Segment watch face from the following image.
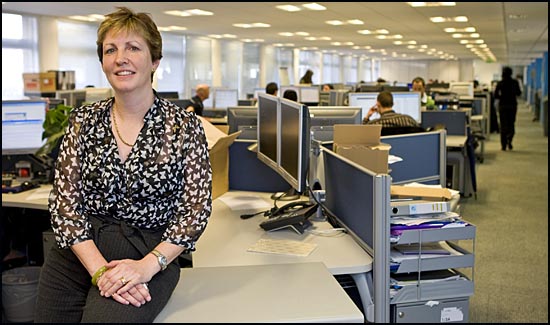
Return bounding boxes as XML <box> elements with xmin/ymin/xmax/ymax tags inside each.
<box><xmin>159</xmin><ymin>255</ymin><xmax>168</xmax><ymax>270</ymax></box>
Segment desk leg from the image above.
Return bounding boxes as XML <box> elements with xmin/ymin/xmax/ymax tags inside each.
<box><xmin>350</xmin><ymin>272</ymin><xmax>374</xmax><ymax>323</ymax></box>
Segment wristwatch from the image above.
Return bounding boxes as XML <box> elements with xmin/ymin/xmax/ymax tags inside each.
<box><xmin>151</xmin><ymin>249</ymin><xmax>168</xmax><ymax>271</ymax></box>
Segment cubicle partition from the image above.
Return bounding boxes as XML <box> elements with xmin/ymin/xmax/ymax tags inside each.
<box><xmin>321</xmin><ymin>147</ymin><xmax>391</xmax><ymax>323</ymax></box>
<box><xmin>381</xmin><ymin>130</ymin><xmax>446</xmax><ymax>186</ymax></box>
<box><xmin>421</xmin><ymin>110</ymin><xmax>468</xmax><ymax>136</ymax></box>
<box><xmin>228</xmin><ymin>139</ymin><xmax>289</xmax><ymax>193</ymax></box>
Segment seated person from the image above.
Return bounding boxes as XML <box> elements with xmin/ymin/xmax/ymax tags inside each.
<box><xmin>283</xmin><ymin>89</ymin><xmax>298</xmax><ymax>102</ymax></box>
<box><xmin>411</xmin><ymin>77</ymin><xmax>436</xmax><ymax>110</ymax></box>
<box><xmin>185</xmin><ymin>84</ymin><xmax>210</xmax><ymax>116</ymax></box>
<box><xmin>321</xmin><ymin>84</ymin><xmax>334</xmax><ymax>91</ymax></box>
<box><xmin>363</xmin><ymin>91</ymin><xmax>423</xmax><ymax>134</ymax></box>
<box><xmin>265</xmin><ymin>82</ymin><xmax>279</xmax><ymax>96</ymax></box>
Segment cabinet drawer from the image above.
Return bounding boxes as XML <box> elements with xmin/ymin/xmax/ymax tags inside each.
<box><xmin>392</xmin><ymin>298</ymin><xmax>469</xmax><ymax>323</ymax></box>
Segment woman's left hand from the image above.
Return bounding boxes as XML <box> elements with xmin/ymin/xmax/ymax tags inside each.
<box><xmin>98</xmin><ymin>259</ymin><xmax>152</xmax><ymax>307</ymax></box>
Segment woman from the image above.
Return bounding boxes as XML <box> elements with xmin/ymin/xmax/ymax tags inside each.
<box><xmin>35</xmin><ymin>7</ymin><xmax>212</xmax><ymax>322</ymax></box>
<box><xmin>299</xmin><ymin>69</ymin><xmax>314</xmax><ymax>84</ymax></box>
<box><xmin>494</xmin><ymin>66</ymin><xmax>522</xmax><ymax>150</ymax></box>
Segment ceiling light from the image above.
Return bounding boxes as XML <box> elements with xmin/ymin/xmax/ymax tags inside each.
<box><xmin>430</xmin><ymin>16</ymin><xmax>468</xmax><ymax>23</ymax></box>
<box><xmin>233</xmin><ymin>23</ymin><xmax>270</xmax><ymax>28</ymax></box>
<box><xmin>407</xmin><ymin>2</ymin><xmax>455</xmax><ymax>7</ymax></box>
<box><xmin>445</xmin><ymin>27</ymin><xmax>476</xmax><ymax>33</ymax></box>
<box><xmin>279</xmin><ymin>32</ymin><xmax>294</xmax><ymax>37</ymax></box>
<box><xmin>302</xmin><ymin>3</ymin><xmax>326</xmax><ymax>10</ymax></box>
<box><xmin>508</xmin><ymin>14</ymin><xmax>528</xmax><ymax>19</ymax></box>
<box><xmin>295</xmin><ymin>32</ymin><xmax>310</xmax><ymax>36</ymax></box>
<box><xmin>165</xmin><ymin>9</ymin><xmax>213</xmax><ymax>17</ymax></box>
<box><xmin>326</xmin><ymin>20</ymin><xmax>344</xmax><ymax>26</ymax></box>
<box><xmin>358</xmin><ymin>30</ymin><xmax>372</xmax><ymax>35</ymax></box>
<box><xmin>376</xmin><ymin>29</ymin><xmax>390</xmax><ymax>34</ymax></box>
<box><xmin>347</xmin><ymin>19</ymin><xmax>364</xmax><ymax>25</ymax></box>
<box><xmin>276</xmin><ymin>5</ymin><xmax>301</xmax><ymax>12</ymax></box>
<box><xmin>305</xmin><ymin>37</ymin><xmax>317</xmax><ymax>41</ymax></box>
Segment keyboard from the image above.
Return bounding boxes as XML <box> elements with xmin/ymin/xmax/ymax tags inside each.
<box><xmin>259</xmin><ymin>204</ymin><xmax>318</xmax><ymax>234</ymax></box>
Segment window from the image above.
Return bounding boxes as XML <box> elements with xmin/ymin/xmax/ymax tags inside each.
<box><xmin>57</xmin><ymin>20</ymin><xmax>108</xmax><ymax>89</ymax></box>
<box><xmin>241</xmin><ymin>43</ymin><xmax>260</xmax><ymax>99</ymax></box>
<box><xmin>2</xmin><ymin>13</ymin><xmax>39</xmax><ymax>99</ymax></box>
<box><xmin>157</xmin><ymin>32</ymin><xmax>185</xmax><ymax>97</ymax></box>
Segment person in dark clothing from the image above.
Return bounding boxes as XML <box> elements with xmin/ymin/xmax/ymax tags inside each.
<box><xmin>265</xmin><ymin>82</ymin><xmax>278</xmax><ymax>96</ymax></box>
<box><xmin>283</xmin><ymin>89</ymin><xmax>298</xmax><ymax>102</ymax></box>
<box><xmin>494</xmin><ymin>66</ymin><xmax>522</xmax><ymax>151</ymax></box>
<box><xmin>185</xmin><ymin>84</ymin><xmax>210</xmax><ymax>116</ymax></box>
<box><xmin>299</xmin><ymin>69</ymin><xmax>314</xmax><ymax>84</ymax></box>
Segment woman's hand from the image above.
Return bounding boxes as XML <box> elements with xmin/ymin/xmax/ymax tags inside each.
<box><xmin>98</xmin><ymin>259</ymin><xmax>154</xmax><ymax>307</ymax></box>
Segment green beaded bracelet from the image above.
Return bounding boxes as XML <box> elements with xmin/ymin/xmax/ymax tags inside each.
<box><xmin>91</xmin><ymin>265</ymin><xmax>108</xmax><ymax>287</ymax></box>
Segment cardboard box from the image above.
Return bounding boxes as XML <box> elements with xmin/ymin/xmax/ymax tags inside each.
<box><xmin>199</xmin><ymin>116</ymin><xmax>241</xmax><ymax>200</ymax></box>
<box><xmin>390</xmin><ymin>185</ymin><xmax>453</xmax><ymax>201</ymax></box>
<box><xmin>333</xmin><ymin>124</ymin><xmax>391</xmax><ymax>174</ymax></box>
<box><xmin>23</xmin><ymin>72</ymin><xmax>57</xmax><ymax>93</ymax></box>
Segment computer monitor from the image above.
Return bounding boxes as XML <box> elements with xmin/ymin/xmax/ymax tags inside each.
<box><xmin>319</xmin><ymin>91</ymin><xmax>330</xmax><ymax>106</ymax></box>
<box><xmin>308</xmin><ymin>106</ymin><xmax>363</xmax><ymax>127</ymax></box>
<box><xmin>348</xmin><ymin>92</ymin><xmax>378</xmax><ymax>121</ymax></box>
<box><xmin>278</xmin><ymin>98</ymin><xmax>310</xmax><ymax>193</ymax></box>
<box><xmin>426</xmin><ymin>83</ymin><xmax>450</xmax><ymax>93</ymax></box>
<box><xmin>257</xmin><ymin>93</ymin><xmax>279</xmax><ymax>171</ymax></box>
<box><xmin>449</xmin><ymin>82</ymin><xmax>474</xmax><ymax>98</ymax></box>
<box><xmin>214</xmin><ymin>89</ymin><xmax>238</xmax><ymax>110</ymax></box>
<box><xmin>382</xmin><ymin>85</ymin><xmax>410</xmax><ymax>92</ymax></box>
<box><xmin>299</xmin><ymin>86</ymin><xmax>320</xmax><ymax>104</ymax></box>
<box><xmin>156</xmin><ymin>91</ymin><xmax>179</xmax><ymax>99</ymax></box>
<box><xmin>329</xmin><ymin>90</ymin><xmax>349</xmax><ymax>106</ymax></box>
<box><xmin>392</xmin><ymin>91</ymin><xmax>422</xmax><ymax>123</ymax></box>
<box><xmin>227</xmin><ymin>106</ymin><xmax>257</xmax><ymax>134</ymax></box>
<box><xmin>359</xmin><ymin>85</ymin><xmax>383</xmax><ymax>93</ymax></box>
<box><xmin>85</xmin><ymin>87</ymin><xmax>113</xmax><ymax>103</ymax></box>
<box><xmin>2</xmin><ymin>100</ymin><xmax>48</xmax><ymax>155</ymax></box>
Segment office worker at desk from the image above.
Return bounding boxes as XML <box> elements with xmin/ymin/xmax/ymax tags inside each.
<box><xmin>35</xmin><ymin>7</ymin><xmax>213</xmax><ymax>323</ymax></box>
<box><xmin>362</xmin><ymin>91</ymin><xmax>421</xmax><ymax>129</ymax></box>
<box><xmin>185</xmin><ymin>83</ymin><xmax>210</xmax><ymax>116</ymax></box>
<box><xmin>411</xmin><ymin>76</ymin><xmax>435</xmax><ymax>110</ymax></box>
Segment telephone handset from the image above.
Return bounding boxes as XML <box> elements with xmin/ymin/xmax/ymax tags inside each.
<box><xmin>268</xmin><ymin>201</ymin><xmax>314</xmax><ymax>218</ymax></box>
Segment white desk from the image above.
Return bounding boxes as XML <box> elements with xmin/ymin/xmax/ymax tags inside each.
<box><xmin>192</xmin><ymin>190</ymin><xmax>374</xmax><ymax>321</ymax></box>
<box><xmin>2</xmin><ymin>185</ymin><xmax>51</xmax><ymax>210</ymax></box>
<box><xmin>446</xmin><ymin>135</ymin><xmax>467</xmax><ymax>148</ymax></box>
<box><xmin>154</xmin><ymin>263</ymin><xmax>364</xmax><ymax>323</ymax></box>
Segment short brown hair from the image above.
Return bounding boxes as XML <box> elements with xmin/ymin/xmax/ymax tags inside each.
<box><xmin>377</xmin><ymin>91</ymin><xmax>393</xmax><ymax>108</ymax></box>
<box><xmin>96</xmin><ymin>7</ymin><xmax>162</xmax><ymax>64</ymax></box>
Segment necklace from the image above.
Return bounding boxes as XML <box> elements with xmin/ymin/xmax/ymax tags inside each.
<box><xmin>111</xmin><ymin>105</ymin><xmax>134</xmax><ymax>147</ymax></box>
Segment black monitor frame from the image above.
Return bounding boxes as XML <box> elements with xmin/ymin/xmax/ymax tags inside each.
<box><xmin>308</xmin><ymin>106</ymin><xmax>362</xmax><ymax>127</ymax></box>
<box><xmin>227</xmin><ymin>106</ymin><xmax>257</xmax><ymax>134</ymax></box>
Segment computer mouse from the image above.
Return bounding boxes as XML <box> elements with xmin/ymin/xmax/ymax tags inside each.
<box><xmin>21</xmin><ymin>181</ymin><xmax>35</xmax><ymax>191</ymax></box>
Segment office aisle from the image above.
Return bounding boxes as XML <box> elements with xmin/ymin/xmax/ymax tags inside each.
<box><xmin>460</xmin><ymin>101</ymin><xmax>548</xmax><ymax>323</ymax></box>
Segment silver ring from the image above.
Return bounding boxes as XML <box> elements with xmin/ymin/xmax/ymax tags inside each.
<box><xmin>142</xmin><ymin>283</ymin><xmax>149</xmax><ymax>291</ymax></box>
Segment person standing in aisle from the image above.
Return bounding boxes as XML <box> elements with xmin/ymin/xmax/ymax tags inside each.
<box><xmin>35</xmin><ymin>6</ymin><xmax>212</xmax><ymax>322</ymax></box>
<box><xmin>299</xmin><ymin>69</ymin><xmax>314</xmax><ymax>84</ymax></box>
<box><xmin>494</xmin><ymin>66</ymin><xmax>522</xmax><ymax>151</ymax></box>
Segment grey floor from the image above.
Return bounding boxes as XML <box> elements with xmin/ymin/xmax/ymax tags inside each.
<box><xmin>461</xmin><ymin>101</ymin><xmax>548</xmax><ymax>323</ymax></box>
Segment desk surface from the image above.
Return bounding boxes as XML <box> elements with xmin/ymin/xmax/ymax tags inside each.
<box><xmin>154</xmin><ymin>262</ymin><xmax>364</xmax><ymax>323</ymax></box>
<box><xmin>2</xmin><ymin>184</ymin><xmax>51</xmax><ymax>210</ymax></box>
<box><xmin>193</xmin><ymin>191</ymin><xmax>373</xmax><ymax>275</ymax></box>
<box><xmin>446</xmin><ymin>135</ymin><xmax>467</xmax><ymax>148</ymax></box>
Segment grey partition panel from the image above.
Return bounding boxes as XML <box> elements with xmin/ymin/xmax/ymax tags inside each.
<box><xmin>381</xmin><ymin>130</ymin><xmax>445</xmax><ymax>185</ymax></box>
<box><xmin>421</xmin><ymin>110</ymin><xmax>467</xmax><ymax>136</ymax></box>
<box><xmin>321</xmin><ymin>147</ymin><xmax>391</xmax><ymax>322</ymax></box>
<box><xmin>228</xmin><ymin>140</ymin><xmax>290</xmax><ymax>192</ymax></box>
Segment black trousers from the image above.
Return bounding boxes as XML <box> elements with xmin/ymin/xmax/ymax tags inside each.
<box><xmin>499</xmin><ymin>104</ymin><xmax>517</xmax><ymax>148</ymax></box>
<box><xmin>34</xmin><ymin>216</ymin><xmax>180</xmax><ymax>323</ymax></box>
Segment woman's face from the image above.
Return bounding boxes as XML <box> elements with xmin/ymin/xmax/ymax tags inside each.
<box><xmin>101</xmin><ymin>30</ymin><xmax>159</xmax><ymax>94</ymax></box>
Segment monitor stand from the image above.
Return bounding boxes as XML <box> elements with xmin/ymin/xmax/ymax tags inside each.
<box><xmin>270</xmin><ymin>188</ymin><xmax>301</xmax><ymax>201</ymax></box>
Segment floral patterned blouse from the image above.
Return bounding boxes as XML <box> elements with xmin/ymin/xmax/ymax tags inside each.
<box><xmin>49</xmin><ymin>96</ymin><xmax>212</xmax><ymax>253</ymax></box>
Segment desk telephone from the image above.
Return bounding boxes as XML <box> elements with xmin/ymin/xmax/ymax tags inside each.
<box><xmin>259</xmin><ymin>201</ymin><xmax>318</xmax><ymax>234</ymax></box>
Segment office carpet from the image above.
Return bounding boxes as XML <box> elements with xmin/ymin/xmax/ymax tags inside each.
<box><xmin>460</xmin><ymin>100</ymin><xmax>548</xmax><ymax>323</ymax></box>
